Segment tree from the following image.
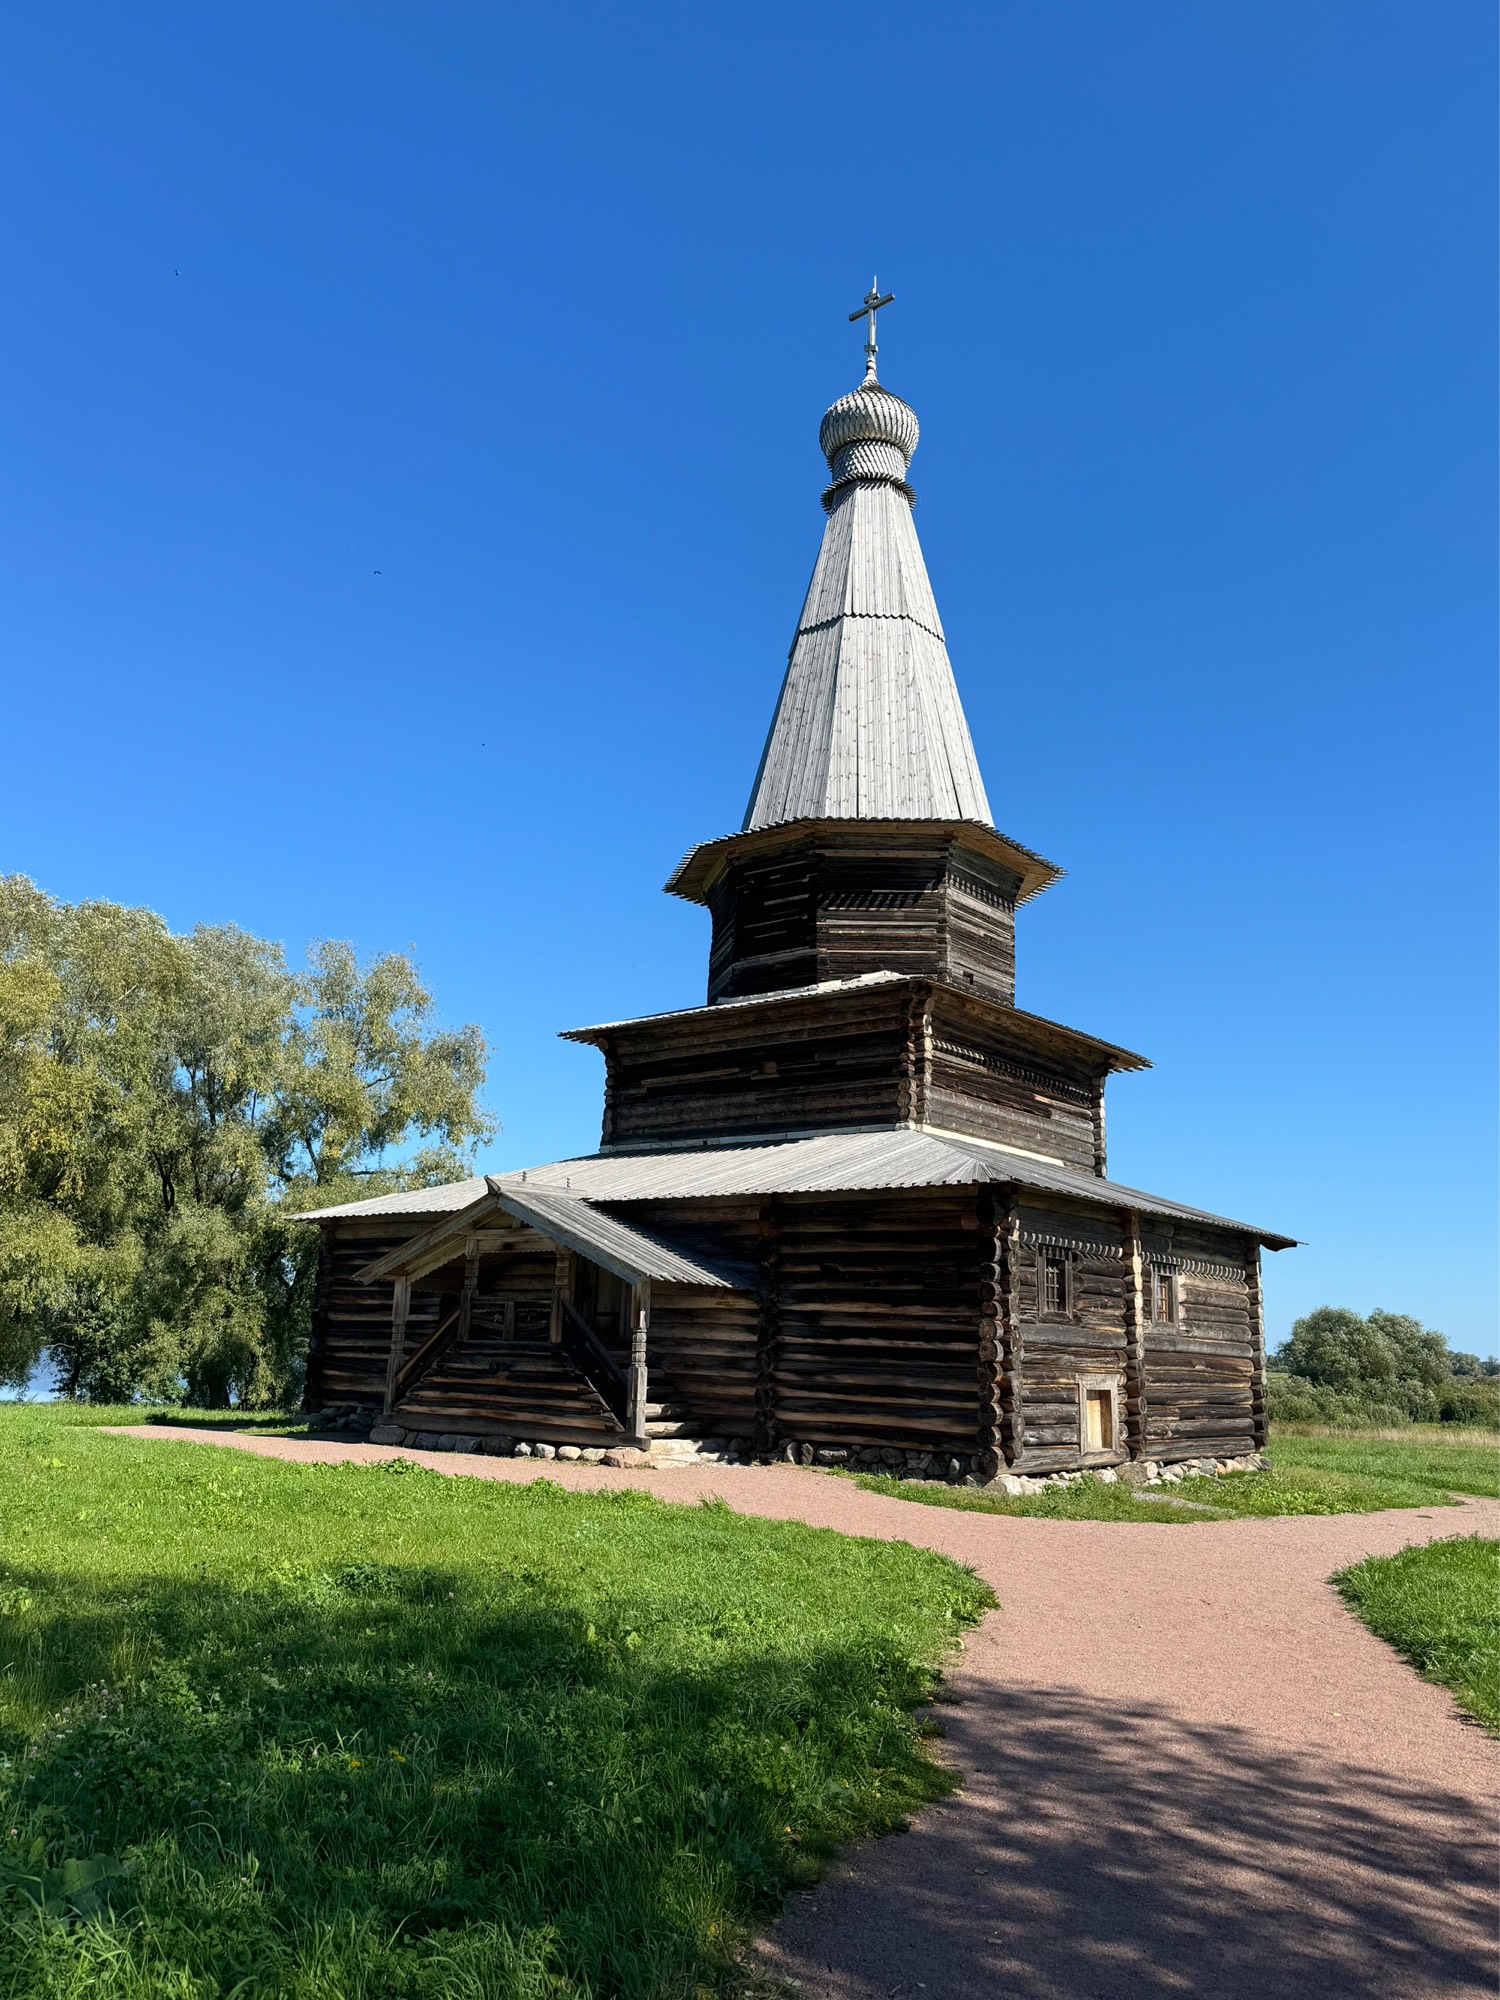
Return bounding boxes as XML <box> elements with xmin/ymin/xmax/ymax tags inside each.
<box><xmin>1364</xmin><ymin>1310</ymin><xmax>1450</xmax><ymax>1391</ymax></box>
<box><xmin>1276</xmin><ymin>1307</ymin><xmax>1397</xmax><ymax>1392</ymax></box>
<box><xmin>0</xmin><ymin>877</ymin><xmax>494</xmax><ymax>1405</ymax></box>
<box><xmin>262</xmin><ymin>939</ymin><xmax>490</xmax><ymax>1195</ymax></box>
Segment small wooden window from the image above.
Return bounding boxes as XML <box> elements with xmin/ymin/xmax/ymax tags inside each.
<box><xmin>1043</xmin><ymin>1251</ymin><xmax>1069</xmax><ymax>1315</ymax></box>
<box><xmin>1154</xmin><ymin>1269</ymin><xmax>1177</xmax><ymax>1324</ymax></box>
<box><xmin>1084</xmin><ymin>1388</ymin><xmax>1114</xmax><ymax>1452</ymax></box>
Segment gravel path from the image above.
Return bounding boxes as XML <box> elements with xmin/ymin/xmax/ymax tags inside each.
<box><xmin>116</xmin><ymin>1426</ymin><xmax>1499</xmax><ymax>1999</ymax></box>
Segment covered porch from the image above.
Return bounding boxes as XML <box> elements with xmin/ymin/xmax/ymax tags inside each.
<box><xmin>353</xmin><ymin>1177</ymin><xmax>745</xmax><ymax>1450</ymax></box>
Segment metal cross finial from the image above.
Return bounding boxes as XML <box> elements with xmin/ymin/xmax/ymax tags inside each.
<box><xmin>849</xmin><ymin>278</ymin><xmax>895</xmax><ymax>381</ymax></box>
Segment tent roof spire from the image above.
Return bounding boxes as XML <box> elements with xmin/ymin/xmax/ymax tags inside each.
<box><xmin>741</xmin><ymin>297</ymin><xmax>994</xmax><ymax>831</ymax></box>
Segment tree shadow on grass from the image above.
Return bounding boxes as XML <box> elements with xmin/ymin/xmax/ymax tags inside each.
<box><xmin>767</xmin><ymin>1679</ymin><xmax>1496</xmax><ymax>2000</ymax></box>
<box><xmin>0</xmin><ymin>1562</ymin><xmax>957</xmax><ymax>1998</ymax></box>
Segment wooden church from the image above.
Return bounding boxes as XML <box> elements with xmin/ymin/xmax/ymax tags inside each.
<box><xmin>300</xmin><ymin>296</ymin><xmax>1293</xmax><ymax>1480</ymax></box>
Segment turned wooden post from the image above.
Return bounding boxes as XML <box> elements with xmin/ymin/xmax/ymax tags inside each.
<box><xmin>626</xmin><ymin>1280</ymin><xmax>651</xmax><ymax>1444</ymax></box>
<box><xmin>383</xmin><ymin>1275</ymin><xmax>411</xmax><ymax>1414</ymax></box>
<box><xmin>1121</xmin><ymin>1208</ymin><xmax>1148</xmax><ymax>1459</ymax></box>
<box><xmin>548</xmin><ymin>1246</ymin><xmax>574</xmax><ymax>1344</ymax></box>
<box><xmin>457</xmin><ymin>1237</ymin><xmax>480</xmax><ymax>1345</ymax></box>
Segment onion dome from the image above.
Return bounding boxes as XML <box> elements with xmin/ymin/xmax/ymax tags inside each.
<box><xmin>819</xmin><ymin>381</ymin><xmax>920</xmax><ymax>511</ymax></box>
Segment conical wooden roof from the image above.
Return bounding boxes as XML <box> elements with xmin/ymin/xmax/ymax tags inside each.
<box><xmin>743</xmin><ymin>377</ymin><xmax>993</xmax><ymax>831</ymax></box>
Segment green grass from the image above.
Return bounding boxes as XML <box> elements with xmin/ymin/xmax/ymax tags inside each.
<box><xmin>0</xmin><ymin>1404</ymin><xmax>303</xmax><ymax>1434</ymax></box>
<box><xmin>1270</xmin><ymin>1429</ymin><xmax>1499</xmax><ymax>1501</ymax></box>
<box><xmin>849</xmin><ymin>1424</ymin><xmax>1498</xmax><ymax>1522</ymax></box>
<box><xmin>1335</xmin><ymin>1536</ymin><xmax>1500</xmax><ymax>1731</ymax></box>
<box><xmin>848</xmin><ymin>1466</ymin><xmax>1454</xmax><ymax>1521</ymax></box>
<box><xmin>0</xmin><ymin>1407</ymin><xmax>991</xmax><ymax>2000</ymax></box>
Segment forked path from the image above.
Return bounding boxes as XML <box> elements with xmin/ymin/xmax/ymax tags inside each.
<box><xmin>119</xmin><ymin>1428</ymin><xmax>1499</xmax><ymax>1999</ymax></box>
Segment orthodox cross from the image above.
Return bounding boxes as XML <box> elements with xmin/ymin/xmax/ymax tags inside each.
<box><xmin>849</xmin><ymin>280</ymin><xmax>895</xmax><ymax>380</ymax></box>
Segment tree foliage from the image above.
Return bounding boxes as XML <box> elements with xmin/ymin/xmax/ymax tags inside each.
<box><xmin>0</xmin><ymin>876</ymin><xmax>493</xmax><ymax>1405</ymax></box>
<box><xmin>1270</xmin><ymin>1303</ymin><xmax>1498</xmax><ymax>1428</ymax></box>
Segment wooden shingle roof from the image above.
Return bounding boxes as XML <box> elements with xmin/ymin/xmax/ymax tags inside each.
<box><xmin>742</xmin><ymin>375</ymin><xmax>994</xmax><ymax>831</ymax></box>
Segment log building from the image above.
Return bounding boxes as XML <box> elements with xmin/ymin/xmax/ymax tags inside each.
<box><xmin>300</xmin><ymin>301</ymin><xmax>1293</xmax><ymax>1479</ymax></box>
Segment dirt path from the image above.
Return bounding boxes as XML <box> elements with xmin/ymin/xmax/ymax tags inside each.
<box><xmin>116</xmin><ymin>1426</ymin><xmax>1498</xmax><ymax>1999</ymax></box>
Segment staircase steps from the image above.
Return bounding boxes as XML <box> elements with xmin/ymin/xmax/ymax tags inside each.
<box><xmin>396</xmin><ymin>1338</ymin><xmax>626</xmax><ymax>1445</ymax></box>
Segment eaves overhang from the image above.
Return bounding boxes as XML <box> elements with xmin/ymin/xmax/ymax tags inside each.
<box><xmin>663</xmin><ymin>817</ymin><xmax>1065</xmax><ymax>909</ymax></box>
<box><xmin>561</xmin><ymin>972</ymin><xmax>1150</xmax><ymax>1075</ymax></box>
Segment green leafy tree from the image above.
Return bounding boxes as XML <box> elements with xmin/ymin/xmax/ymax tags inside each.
<box><xmin>1277</xmin><ymin>1307</ymin><xmax>1398</xmax><ymax>1392</ymax></box>
<box><xmin>1365</xmin><ymin>1310</ymin><xmax>1450</xmax><ymax>1392</ymax></box>
<box><xmin>0</xmin><ymin>877</ymin><xmax>494</xmax><ymax>1406</ymax></box>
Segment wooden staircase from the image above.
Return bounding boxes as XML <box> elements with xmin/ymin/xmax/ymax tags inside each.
<box><xmin>394</xmin><ymin>1334</ymin><xmax>627</xmax><ymax>1447</ymax></box>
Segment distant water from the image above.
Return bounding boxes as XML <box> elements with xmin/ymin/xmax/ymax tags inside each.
<box><xmin>0</xmin><ymin>1355</ymin><xmax>61</xmax><ymax>1402</ymax></box>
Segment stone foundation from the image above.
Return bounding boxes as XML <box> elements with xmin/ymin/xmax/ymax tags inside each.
<box><xmin>302</xmin><ymin>1414</ymin><xmax>1268</xmax><ymax>1489</ymax></box>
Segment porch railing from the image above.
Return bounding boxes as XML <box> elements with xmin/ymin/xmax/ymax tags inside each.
<box><xmin>391</xmin><ymin>1304</ymin><xmax>463</xmax><ymax>1404</ymax></box>
<box><xmin>557</xmin><ymin>1300</ymin><xmax>629</xmax><ymax>1428</ymax></box>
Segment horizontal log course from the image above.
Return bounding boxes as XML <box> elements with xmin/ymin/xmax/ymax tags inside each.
<box><xmin>1146</xmin><ymin>1333</ymin><xmax>1254</xmax><ymax>1357</ymax></box>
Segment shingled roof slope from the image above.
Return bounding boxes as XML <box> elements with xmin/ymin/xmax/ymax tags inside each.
<box><xmin>743</xmin><ymin>374</ymin><xmax>992</xmax><ymax>831</ymax></box>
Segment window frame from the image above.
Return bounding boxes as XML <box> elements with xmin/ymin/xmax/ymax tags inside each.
<box><xmin>1152</xmin><ymin>1265</ymin><xmax>1178</xmax><ymax>1325</ymax></box>
<box><xmin>1039</xmin><ymin>1247</ymin><xmax>1074</xmax><ymax>1320</ymax></box>
<box><xmin>1076</xmin><ymin>1374</ymin><xmax>1123</xmax><ymax>1463</ymax></box>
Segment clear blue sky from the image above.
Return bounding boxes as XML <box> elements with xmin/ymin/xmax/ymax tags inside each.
<box><xmin>1</xmin><ymin>4</ymin><xmax>1493</xmax><ymax>1352</ymax></box>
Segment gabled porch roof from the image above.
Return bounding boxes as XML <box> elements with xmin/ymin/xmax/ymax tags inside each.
<box><xmin>353</xmin><ymin>1176</ymin><xmax>747</xmax><ymax>1291</ymax></box>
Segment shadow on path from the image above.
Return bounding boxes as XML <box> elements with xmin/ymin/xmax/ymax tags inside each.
<box><xmin>767</xmin><ymin>1680</ymin><xmax>1495</xmax><ymax>2000</ymax></box>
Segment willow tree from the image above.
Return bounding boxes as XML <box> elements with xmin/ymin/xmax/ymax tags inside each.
<box><xmin>0</xmin><ymin>876</ymin><xmax>493</xmax><ymax>1404</ymax></box>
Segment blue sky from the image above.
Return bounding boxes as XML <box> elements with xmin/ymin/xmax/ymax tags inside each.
<box><xmin>1</xmin><ymin>3</ymin><xmax>1493</xmax><ymax>1352</ymax></box>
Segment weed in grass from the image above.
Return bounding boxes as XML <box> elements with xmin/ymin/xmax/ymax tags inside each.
<box><xmin>1335</xmin><ymin>1536</ymin><xmax>1500</xmax><ymax>1732</ymax></box>
<box><xmin>0</xmin><ymin>1412</ymin><xmax>992</xmax><ymax>1998</ymax></box>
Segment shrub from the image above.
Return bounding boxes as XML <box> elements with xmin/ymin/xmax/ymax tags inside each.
<box><xmin>1271</xmin><ymin>1306</ymin><xmax>1495</xmax><ymax>1428</ymax></box>
<box><xmin>1438</xmin><ymin>1378</ymin><xmax>1500</xmax><ymax>1428</ymax></box>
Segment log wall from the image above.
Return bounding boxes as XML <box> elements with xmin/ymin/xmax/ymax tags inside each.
<box><xmin>703</xmin><ymin>829</ymin><xmax>1022</xmax><ymax>1006</ymax></box>
<box><xmin>622</xmin><ymin>1197</ymin><xmax>763</xmax><ymax>1439</ymax></box>
<box><xmin>305</xmin><ymin>1189</ymin><xmax>1265</xmax><ymax>1470</ymax></box>
<box><xmin>305</xmin><ymin>1219</ymin><xmax>444</xmax><ymax>1409</ymax></box>
<box><xmin>1140</xmin><ymin>1221</ymin><xmax>1258</xmax><ymax>1462</ymax></box>
<box><xmin>593</xmin><ymin>980</ymin><xmax>1113</xmax><ymax>1166</ymax></box>
<box><xmin>1011</xmin><ymin>1201</ymin><xmax>1130</xmax><ymax>1469</ymax></box>
<box><xmin>597</xmin><ymin>989</ymin><xmax>913</xmax><ymax>1150</ymax></box>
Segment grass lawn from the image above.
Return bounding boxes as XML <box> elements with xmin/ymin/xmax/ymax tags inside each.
<box><xmin>0</xmin><ymin>1407</ymin><xmax>991</xmax><ymax>2000</ymax></box>
<box><xmin>1271</xmin><ymin>1428</ymin><xmax>1498</xmax><ymax>1501</ymax></box>
<box><xmin>1335</xmin><ymin>1536</ymin><xmax>1500</xmax><ymax>1732</ymax></box>
<box><xmin>848</xmin><ymin>1424</ymin><xmax>1497</xmax><ymax>1522</ymax></box>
